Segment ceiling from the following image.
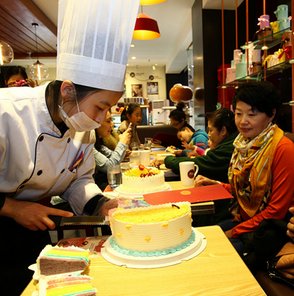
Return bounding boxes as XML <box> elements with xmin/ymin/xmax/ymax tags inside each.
<box><xmin>0</xmin><ymin>0</ymin><xmax>244</xmax><ymax>74</ymax></box>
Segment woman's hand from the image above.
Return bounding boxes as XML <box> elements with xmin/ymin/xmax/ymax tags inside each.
<box><xmin>194</xmin><ymin>175</ymin><xmax>220</xmax><ymax>187</ymax></box>
<box><xmin>119</xmin><ymin>127</ymin><xmax>132</xmax><ymax>145</ymax></box>
<box><xmin>26</xmin><ymin>78</ymin><xmax>38</xmax><ymax>87</ymax></box>
<box><xmin>0</xmin><ymin>198</ymin><xmax>73</xmax><ymax>231</ymax></box>
<box><xmin>187</xmin><ymin>150</ymin><xmax>199</xmax><ymax>158</ymax></box>
<box><xmin>174</xmin><ymin>150</ymin><xmax>182</xmax><ymax>156</ymax></box>
<box><xmin>150</xmin><ymin>157</ymin><xmax>164</xmax><ymax>168</ymax></box>
<box><xmin>225</xmin><ymin>229</ymin><xmax>233</xmax><ymax>239</ymax></box>
<box><xmin>99</xmin><ymin>199</ymin><xmax>118</xmax><ymax>216</ymax></box>
<box><xmin>124</xmin><ymin>148</ymin><xmax>132</xmax><ymax>158</ymax></box>
<box><xmin>287</xmin><ymin>207</ymin><xmax>294</xmax><ymax>241</ymax></box>
<box><xmin>151</xmin><ymin>138</ymin><xmax>162</xmax><ymax>145</ymax></box>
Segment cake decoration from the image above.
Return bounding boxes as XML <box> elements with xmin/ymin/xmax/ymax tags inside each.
<box><xmin>117</xmin><ymin>165</ymin><xmax>169</xmax><ymax>194</ymax></box>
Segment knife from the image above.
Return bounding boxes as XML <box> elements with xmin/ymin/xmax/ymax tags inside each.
<box><xmin>59</xmin><ymin>216</ymin><xmax>109</xmax><ymax>226</ymax></box>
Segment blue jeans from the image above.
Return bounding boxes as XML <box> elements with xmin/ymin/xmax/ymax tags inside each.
<box><xmin>218</xmin><ymin>219</ymin><xmax>244</xmax><ymax>257</ymax></box>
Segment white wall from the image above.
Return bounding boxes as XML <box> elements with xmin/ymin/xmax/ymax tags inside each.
<box><xmin>123</xmin><ymin>65</ymin><xmax>167</xmax><ymax>101</ymax></box>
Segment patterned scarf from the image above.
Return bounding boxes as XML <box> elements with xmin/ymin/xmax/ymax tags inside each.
<box><xmin>228</xmin><ymin>123</ymin><xmax>283</xmax><ymax>221</ymax></box>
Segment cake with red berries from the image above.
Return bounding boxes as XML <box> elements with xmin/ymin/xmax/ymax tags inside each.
<box><xmin>119</xmin><ymin>165</ymin><xmax>167</xmax><ymax>193</ymax></box>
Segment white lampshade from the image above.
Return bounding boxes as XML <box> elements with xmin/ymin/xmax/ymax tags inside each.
<box><xmin>0</xmin><ymin>40</ymin><xmax>14</xmax><ymax>65</ymax></box>
<box><xmin>29</xmin><ymin>60</ymin><xmax>49</xmax><ymax>80</ymax></box>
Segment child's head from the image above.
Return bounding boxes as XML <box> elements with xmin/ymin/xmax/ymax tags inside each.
<box><xmin>121</xmin><ymin>103</ymin><xmax>142</xmax><ymax>126</ymax></box>
<box><xmin>177</xmin><ymin>126</ymin><xmax>193</xmax><ymax>142</ymax></box>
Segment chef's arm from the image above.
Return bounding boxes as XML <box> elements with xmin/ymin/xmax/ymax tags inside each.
<box><xmin>0</xmin><ymin>194</ymin><xmax>73</xmax><ymax>231</ymax></box>
<box><xmin>83</xmin><ymin>194</ymin><xmax>118</xmax><ymax>216</ymax></box>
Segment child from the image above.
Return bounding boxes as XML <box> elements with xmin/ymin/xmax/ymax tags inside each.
<box><xmin>173</xmin><ymin>126</ymin><xmax>209</xmax><ymax>157</ymax></box>
<box><xmin>117</xmin><ymin>103</ymin><xmax>142</xmax><ymax>148</ymax></box>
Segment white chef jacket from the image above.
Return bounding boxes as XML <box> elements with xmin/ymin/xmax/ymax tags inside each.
<box><xmin>0</xmin><ymin>83</ymin><xmax>102</xmax><ymax>215</ymax></box>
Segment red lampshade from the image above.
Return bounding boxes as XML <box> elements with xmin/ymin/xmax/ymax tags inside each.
<box><xmin>140</xmin><ymin>0</ymin><xmax>166</xmax><ymax>4</ymax></box>
<box><xmin>133</xmin><ymin>13</ymin><xmax>160</xmax><ymax>40</ymax></box>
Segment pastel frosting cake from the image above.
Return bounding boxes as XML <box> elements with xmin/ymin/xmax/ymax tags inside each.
<box><xmin>109</xmin><ymin>202</ymin><xmax>195</xmax><ymax>257</ymax></box>
<box><xmin>119</xmin><ymin>166</ymin><xmax>166</xmax><ymax>193</ymax></box>
<box><xmin>37</xmin><ymin>245</ymin><xmax>90</xmax><ymax>276</ymax></box>
<box><xmin>38</xmin><ymin>274</ymin><xmax>97</xmax><ymax>296</ymax></box>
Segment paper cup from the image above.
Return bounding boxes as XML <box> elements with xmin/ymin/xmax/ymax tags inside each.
<box><xmin>140</xmin><ymin>150</ymin><xmax>150</xmax><ymax>167</ymax></box>
<box><xmin>179</xmin><ymin>162</ymin><xmax>199</xmax><ymax>187</ymax></box>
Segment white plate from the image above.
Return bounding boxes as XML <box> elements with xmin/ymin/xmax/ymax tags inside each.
<box><xmin>113</xmin><ymin>183</ymin><xmax>172</xmax><ymax>198</ymax></box>
<box><xmin>101</xmin><ymin>228</ymin><xmax>206</xmax><ymax>269</ymax></box>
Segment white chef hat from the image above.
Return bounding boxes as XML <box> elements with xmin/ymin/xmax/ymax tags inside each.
<box><xmin>57</xmin><ymin>0</ymin><xmax>140</xmax><ymax>92</ymax></box>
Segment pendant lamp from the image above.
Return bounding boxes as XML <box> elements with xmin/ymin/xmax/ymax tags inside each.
<box><xmin>29</xmin><ymin>23</ymin><xmax>49</xmax><ymax>80</ymax></box>
<box><xmin>140</xmin><ymin>0</ymin><xmax>166</xmax><ymax>4</ymax></box>
<box><xmin>133</xmin><ymin>13</ymin><xmax>161</xmax><ymax>40</ymax></box>
<box><xmin>0</xmin><ymin>40</ymin><xmax>14</xmax><ymax>65</ymax></box>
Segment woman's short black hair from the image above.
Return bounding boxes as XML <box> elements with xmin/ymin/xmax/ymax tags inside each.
<box><xmin>169</xmin><ymin>102</ymin><xmax>186</xmax><ymax>122</ymax></box>
<box><xmin>232</xmin><ymin>81</ymin><xmax>281</xmax><ymax>123</ymax></box>
<box><xmin>206</xmin><ymin>108</ymin><xmax>237</xmax><ymax>135</ymax></box>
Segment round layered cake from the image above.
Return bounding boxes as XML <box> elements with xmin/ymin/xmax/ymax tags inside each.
<box><xmin>119</xmin><ymin>166</ymin><xmax>167</xmax><ymax>194</ymax></box>
<box><xmin>109</xmin><ymin>202</ymin><xmax>194</xmax><ymax>256</ymax></box>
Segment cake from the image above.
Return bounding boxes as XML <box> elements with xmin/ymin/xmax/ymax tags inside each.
<box><xmin>38</xmin><ymin>274</ymin><xmax>97</xmax><ymax>296</ymax></box>
<box><xmin>109</xmin><ymin>202</ymin><xmax>195</xmax><ymax>257</ymax></box>
<box><xmin>118</xmin><ymin>165</ymin><xmax>167</xmax><ymax>193</ymax></box>
<box><xmin>37</xmin><ymin>245</ymin><xmax>90</xmax><ymax>276</ymax></box>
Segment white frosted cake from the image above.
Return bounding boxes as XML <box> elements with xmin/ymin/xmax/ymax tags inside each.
<box><xmin>119</xmin><ymin>166</ymin><xmax>166</xmax><ymax>194</ymax></box>
<box><xmin>109</xmin><ymin>202</ymin><xmax>195</xmax><ymax>257</ymax></box>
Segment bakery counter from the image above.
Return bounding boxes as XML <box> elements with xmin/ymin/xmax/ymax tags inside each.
<box><xmin>21</xmin><ymin>225</ymin><xmax>266</xmax><ymax>296</ymax></box>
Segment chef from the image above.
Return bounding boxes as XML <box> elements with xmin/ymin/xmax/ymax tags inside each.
<box><xmin>0</xmin><ymin>1</ymin><xmax>140</xmax><ymax>295</ymax></box>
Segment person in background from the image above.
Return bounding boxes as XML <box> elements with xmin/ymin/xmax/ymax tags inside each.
<box><xmin>117</xmin><ymin>103</ymin><xmax>142</xmax><ymax>147</ymax></box>
<box><xmin>174</xmin><ymin>124</ymin><xmax>209</xmax><ymax>156</ymax></box>
<box><xmin>287</xmin><ymin>207</ymin><xmax>294</xmax><ymax>241</ymax></box>
<box><xmin>152</xmin><ymin>102</ymin><xmax>195</xmax><ymax>149</ymax></box>
<box><xmin>94</xmin><ymin>111</ymin><xmax>131</xmax><ymax>191</ymax></box>
<box><xmin>195</xmin><ymin>81</ymin><xmax>294</xmax><ymax>257</ymax></box>
<box><xmin>4</xmin><ymin>66</ymin><xmax>38</xmax><ymax>87</ymax></box>
<box><xmin>0</xmin><ymin>0</ymin><xmax>140</xmax><ymax>295</ymax></box>
<box><xmin>151</xmin><ymin>108</ymin><xmax>238</xmax><ymax>226</ymax></box>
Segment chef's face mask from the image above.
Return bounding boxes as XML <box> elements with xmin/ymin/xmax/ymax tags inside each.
<box><xmin>58</xmin><ymin>88</ymin><xmax>101</xmax><ymax>132</ymax></box>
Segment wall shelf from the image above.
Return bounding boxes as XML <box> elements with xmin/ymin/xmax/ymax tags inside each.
<box><xmin>218</xmin><ymin>58</ymin><xmax>294</xmax><ymax>89</ymax></box>
<box><xmin>241</xmin><ymin>27</ymin><xmax>291</xmax><ymax>51</ymax></box>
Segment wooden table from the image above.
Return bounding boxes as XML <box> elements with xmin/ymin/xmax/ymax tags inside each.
<box><xmin>21</xmin><ymin>225</ymin><xmax>266</xmax><ymax>296</ymax></box>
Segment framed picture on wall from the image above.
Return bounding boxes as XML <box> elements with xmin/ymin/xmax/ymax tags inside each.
<box><xmin>147</xmin><ymin>82</ymin><xmax>158</xmax><ymax>95</ymax></box>
<box><xmin>131</xmin><ymin>84</ymin><xmax>143</xmax><ymax>97</ymax></box>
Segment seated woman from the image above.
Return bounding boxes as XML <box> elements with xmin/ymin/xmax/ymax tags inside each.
<box><xmin>195</xmin><ymin>81</ymin><xmax>294</xmax><ymax>257</ymax></box>
<box><xmin>94</xmin><ymin>111</ymin><xmax>131</xmax><ymax>191</ymax></box>
<box><xmin>151</xmin><ymin>108</ymin><xmax>238</xmax><ymax>226</ymax></box>
<box><xmin>117</xmin><ymin>103</ymin><xmax>142</xmax><ymax>148</ymax></box>
<box><xmin>152</xmin><ymin>102</ymin><xmax>195</xmax><ymax>149</ymax></box>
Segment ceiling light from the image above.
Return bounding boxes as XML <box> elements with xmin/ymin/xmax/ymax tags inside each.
<box><xmin>0</xmin><ymin>40</ymin><xmax>14</xmax><ymax>65</ymax></box>
<box><xmin>140</xmin><ymin>0</ymin><xmax>166</xmax><ymax>4</ymax></box>
<box><xmin>131</xmin><ymin>56</ymin><xmax>136</xmax><ymax>60</ymax></box>
<box><xmin>133</xmin><ymin>13</ymin><xmax>160</xmax><ymax>40</ymax></box>
<box><xmin>29</xmin><ymin>23</ymin><xmax>49</xmax><ymax>80</ymax></box>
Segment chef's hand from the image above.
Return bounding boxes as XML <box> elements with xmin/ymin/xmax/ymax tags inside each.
<box><xmin>287</xmin><ymin>207</ymin><xmax>294</xmax><ymax>241</ymax></box>
<box><xmin>0</xmin><ymin>198</ymin><xmax>73</xmax><ymax>231</ymax></box>
<box><xmin>194</xmin><ymin>175</ymin><xmax>220</xmax><ymax>187</ymax></box>
<box><xmin>99</xmin><ymin>199</ymin><xmax>118</xmax><ymax>216</ymax></box>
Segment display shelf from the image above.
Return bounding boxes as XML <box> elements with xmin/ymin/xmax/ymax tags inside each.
<box><xmin>218</xmin><ymin>58</ymin><xmax>294</xmax><ymax>89</ymax></box>
<box><xmin>241</xmin><ymin>27</ymin><xmax>291</xmax><ymax>51</ymax></box>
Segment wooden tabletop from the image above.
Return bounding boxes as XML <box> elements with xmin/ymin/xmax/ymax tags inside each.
<box><xmin>21</xmin><ymin>225</ymin><xmax>266</xmax><ymax>296</ymax></box>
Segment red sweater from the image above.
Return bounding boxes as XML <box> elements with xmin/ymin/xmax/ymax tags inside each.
<box><xmin>222</xmin><ymin>136</ymin><xmax>294</xmax><ymax>238</ymax></box>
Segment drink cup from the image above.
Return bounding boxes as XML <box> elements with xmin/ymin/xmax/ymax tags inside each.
<box><xmin>179</xmin><ymin>162</ymin><xmax>199</xmax><ymax>187</ymax></box>
<box><xmin>140</xmin><ymin>150</ymin><xmax>150</xmax><ymax>167</ymax></box>
<box><xmin>144</xmin><ymin>137</ymin><xmax>152</xmax><ymax>151</ymax></box>
<box><xmin>107</xmin><ymin>164</ymin><xmax>122</xmax><ymax>189</ymax></box>
<box><xmin>129</xmin><ymin>151</ymin><xmax>140</xmax><ymax>168</ymax></box>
